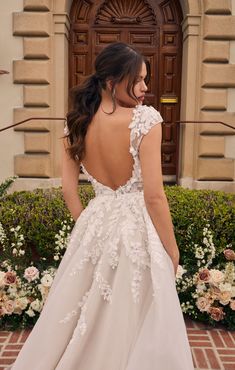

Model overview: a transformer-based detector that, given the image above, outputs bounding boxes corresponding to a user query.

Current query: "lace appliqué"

[95,270,112,303]
[59,290,90,350]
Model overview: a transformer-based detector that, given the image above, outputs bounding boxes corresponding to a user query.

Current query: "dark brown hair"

[65,42,150,161]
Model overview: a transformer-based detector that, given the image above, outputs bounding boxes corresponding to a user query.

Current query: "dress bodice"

[64,105,163,197]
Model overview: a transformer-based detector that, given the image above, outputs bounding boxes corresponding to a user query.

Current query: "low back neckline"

[80,104,140,193]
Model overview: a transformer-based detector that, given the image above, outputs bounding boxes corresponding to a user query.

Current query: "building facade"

[0,0,235,192]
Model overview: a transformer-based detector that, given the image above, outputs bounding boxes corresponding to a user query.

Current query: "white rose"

[41,274,53,287]
[209,269,225,285]
[7,285,18,296]
[25,308,35,317]
[196,283,206,293]
[219,282,232,292]
[24,266,39,282]
[30,298,42,312]
[16,297,29,310]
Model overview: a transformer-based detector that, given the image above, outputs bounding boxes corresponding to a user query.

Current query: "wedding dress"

[8,104,195,370]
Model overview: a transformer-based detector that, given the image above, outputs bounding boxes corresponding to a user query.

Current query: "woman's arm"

[139,123,179,275]
[61,138,84,221]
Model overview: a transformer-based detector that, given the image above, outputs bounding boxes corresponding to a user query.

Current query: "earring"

[111,87,116,99]
[111,87,116,112]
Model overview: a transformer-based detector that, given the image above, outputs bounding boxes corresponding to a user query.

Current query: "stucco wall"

[0,0,24,182]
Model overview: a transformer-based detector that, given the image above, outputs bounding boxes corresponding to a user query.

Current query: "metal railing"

[0,117,66,132]
[175,120,235,131]
[1,117,234,185]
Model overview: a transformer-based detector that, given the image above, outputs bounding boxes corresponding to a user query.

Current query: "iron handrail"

[175,120,235,131]
[1,117,234,186]
[1,117,234,132]
[0,117,66,132]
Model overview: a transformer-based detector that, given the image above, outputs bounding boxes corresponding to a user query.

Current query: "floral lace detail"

[95,269,112,303]
[59,289,89,329]
[60,290,90,347]
[129,105,163,155]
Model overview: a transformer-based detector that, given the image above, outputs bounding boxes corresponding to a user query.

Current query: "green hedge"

[0,185,234,330]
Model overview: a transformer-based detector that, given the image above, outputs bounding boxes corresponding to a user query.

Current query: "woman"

[9,42,194,370]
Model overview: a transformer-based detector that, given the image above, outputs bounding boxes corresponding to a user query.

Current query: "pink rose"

[196,297,211,312]
[4,300,15,314]
[209,270,224,286]
[209,306,225,321]
[24,266,39,282]
[3,271,17,285]
[198,268,211,282]
[223,249,235,261]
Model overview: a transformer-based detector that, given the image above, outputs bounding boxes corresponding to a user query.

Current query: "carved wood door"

[69,0,183,179]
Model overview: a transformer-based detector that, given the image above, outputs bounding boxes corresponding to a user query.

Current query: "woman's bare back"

[81,106,136,191]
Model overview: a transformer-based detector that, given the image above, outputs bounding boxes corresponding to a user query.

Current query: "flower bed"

[0,184,234,330]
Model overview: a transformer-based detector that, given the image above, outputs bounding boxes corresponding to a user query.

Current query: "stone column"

[178,14,202,189]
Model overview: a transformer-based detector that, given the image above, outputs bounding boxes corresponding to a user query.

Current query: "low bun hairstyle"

[65,42,150,162]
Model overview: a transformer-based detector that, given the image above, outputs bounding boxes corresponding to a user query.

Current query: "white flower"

[41,273,53,287]
[25,308,35,317]
[219,282,232,292]
[16,297,29,310]
[12,248,18,255]
[195,246,204,259]
[7,285,17,296]
[30,298,42,312]
[196,283,206,293]
[176,265,187,279]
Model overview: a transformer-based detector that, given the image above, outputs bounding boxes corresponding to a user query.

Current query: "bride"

[9,42,194,370]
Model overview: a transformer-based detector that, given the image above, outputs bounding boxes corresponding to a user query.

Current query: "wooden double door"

[69,0,183,178]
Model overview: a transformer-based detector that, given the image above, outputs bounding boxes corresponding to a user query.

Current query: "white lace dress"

[9,105,195,370]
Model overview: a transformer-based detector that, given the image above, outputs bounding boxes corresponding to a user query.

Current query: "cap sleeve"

[129,105,163,155]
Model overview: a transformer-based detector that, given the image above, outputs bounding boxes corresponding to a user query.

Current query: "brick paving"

[0,317,234,369]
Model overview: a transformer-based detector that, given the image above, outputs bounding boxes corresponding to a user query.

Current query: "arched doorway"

[69,0,183,180]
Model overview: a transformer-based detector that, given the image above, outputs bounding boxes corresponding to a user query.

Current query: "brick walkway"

[0,317,234,370]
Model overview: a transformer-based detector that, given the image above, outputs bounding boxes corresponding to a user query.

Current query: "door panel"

[69,0,183,178]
